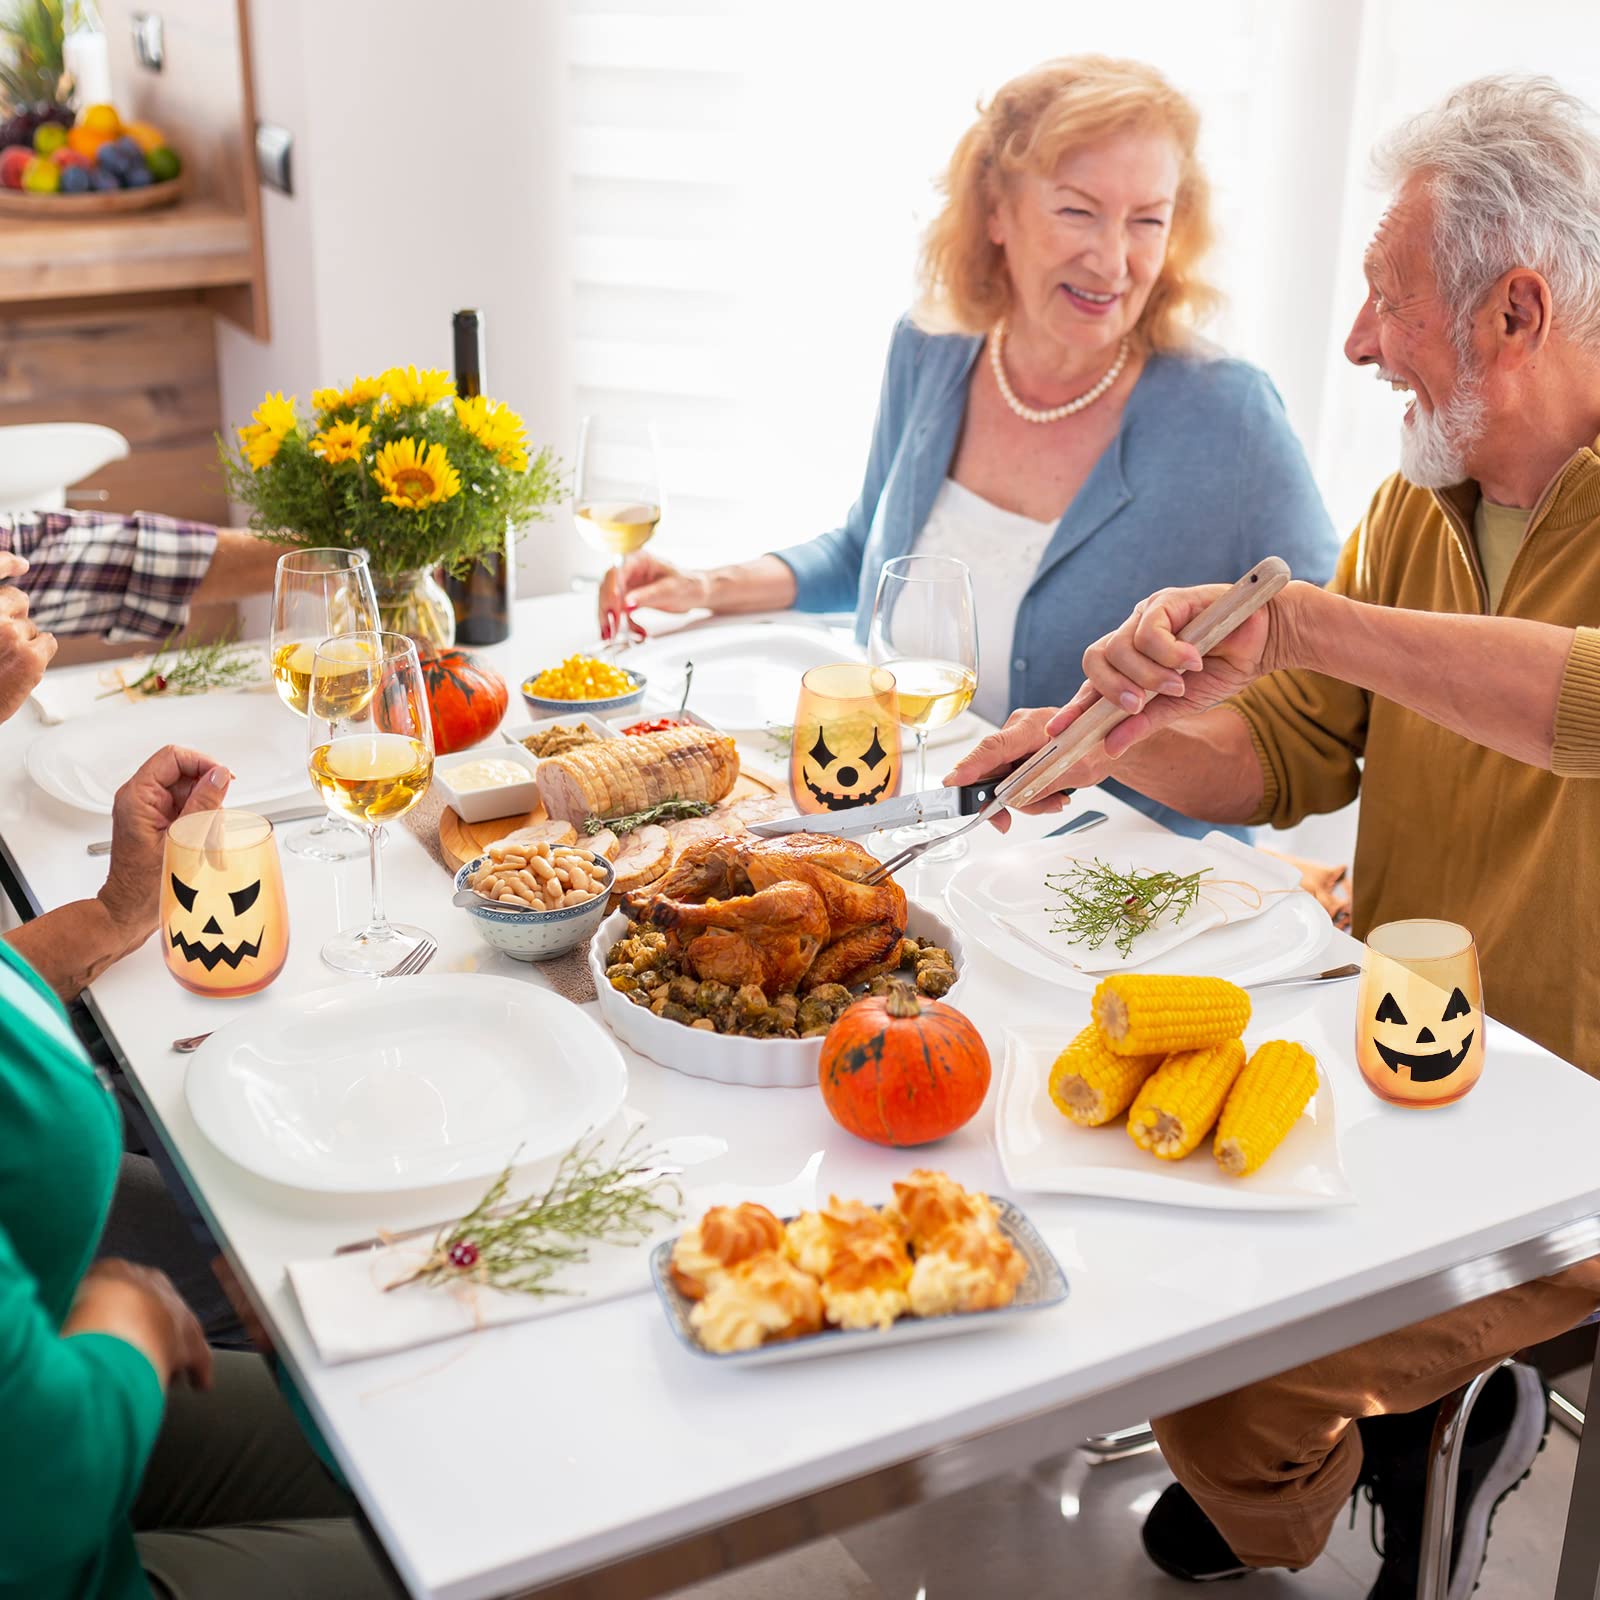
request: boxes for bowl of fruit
[0,101,184,216]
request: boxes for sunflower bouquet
[220,367,563,621]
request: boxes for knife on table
[84,802,327,856]
[745,776,1027,840]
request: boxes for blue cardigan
[773,318,1338,837]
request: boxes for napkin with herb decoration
[997,831,1301,974]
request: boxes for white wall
[216,0,577,594]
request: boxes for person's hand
[941,706,1081,834]
[0,553,58,723]
[98,746,231,937]
[598,552,710,639]
[1048,582,1292,758]
[66,1259,214,1391]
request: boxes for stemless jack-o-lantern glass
[791,663,902,817]
[161,809,289,997]
[1356,919,1485,1107]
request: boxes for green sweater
[0,941,164,1600]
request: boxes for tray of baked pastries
[650,1170,1069,1365]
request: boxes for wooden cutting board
[438,762,789,872]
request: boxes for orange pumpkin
[819,984,990,1147]
[419,648,508,755]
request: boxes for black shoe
[1141,1481,1253,1582]
[1355,1363,1549,1600]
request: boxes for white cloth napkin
[286,1151,825,1366]
[28,668,124,725]
[996,831,1301,975]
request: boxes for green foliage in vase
[219,367,565,579]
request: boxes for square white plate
[997,1023,1354,1211]
[432,745,543,824]
[944,823,1333,992]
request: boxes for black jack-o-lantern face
[166,872,266,972]
[801,723,895,811]
[1369,984,1477,1084]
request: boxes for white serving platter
[996,1022,1354,1211]
[649,1196,1068,1365]
[588,900,968,1089]
[26,689,309,815]
[943,824,1332,992]
[185,974,628,1194]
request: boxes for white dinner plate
[997,1023,1354,1211]
[628,621,984,747]
[185,974,629,1193]
[26,689,310,815]
[943,825,1332,992]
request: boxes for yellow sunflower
[453,393,529,471]
[236,391,298,470]
[312,375,383,414]
[380,366,454,410]
[310,419,372,465]
[372,437,462,510]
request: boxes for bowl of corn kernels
[520,654,647,719]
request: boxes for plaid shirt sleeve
[0,510,219,643]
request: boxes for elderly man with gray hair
[947,74,1600,1596]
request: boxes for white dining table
[5,593,1600,1600]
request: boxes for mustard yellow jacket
[1231,444,1600,1072]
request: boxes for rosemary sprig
[584,795,713,836]
[384,1131,682,1298]
[98,626,265,699]
[762,723,794,759]
[1045,857,1211,958]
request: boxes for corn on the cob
[1092,974,1250,1056]
[1214,1041,1318,1176]
[1127,1038,1246,1159]
[1047,1023,1162,1126]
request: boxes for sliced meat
[609,824,672,898]
[499,819,577,851]
[725,792,791,825]
[664,812,749,859]
[587,827,621,861]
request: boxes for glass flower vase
[372,567,456,651]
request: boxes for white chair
[0,422,129,514]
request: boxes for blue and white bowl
[519,666,647,722]
[453,851,615,962]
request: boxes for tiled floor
[678,1411,1579,1599]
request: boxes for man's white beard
[1398,366,1485,489]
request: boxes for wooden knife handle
[997,556,1292,810]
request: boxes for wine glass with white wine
[574,414,662,652]
[270,549,380,861]
[868,555,979,862]
[306,631,436,975]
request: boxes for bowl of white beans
[452,841,615,962]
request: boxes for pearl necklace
[989,320,1129,423]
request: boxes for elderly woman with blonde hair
[602,55,1338,837]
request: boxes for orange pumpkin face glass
[790,663,902,816]
[1356,919,1485,1107]
[160,809,289,997]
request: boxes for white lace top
[911,477,1057,726]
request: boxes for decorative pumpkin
[418,648,508,755]
[819,983,990,1147]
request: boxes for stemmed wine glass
[574,414,663,653]
[270,549,380,860]
[868,554,979,863]
[306,630,435,975]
